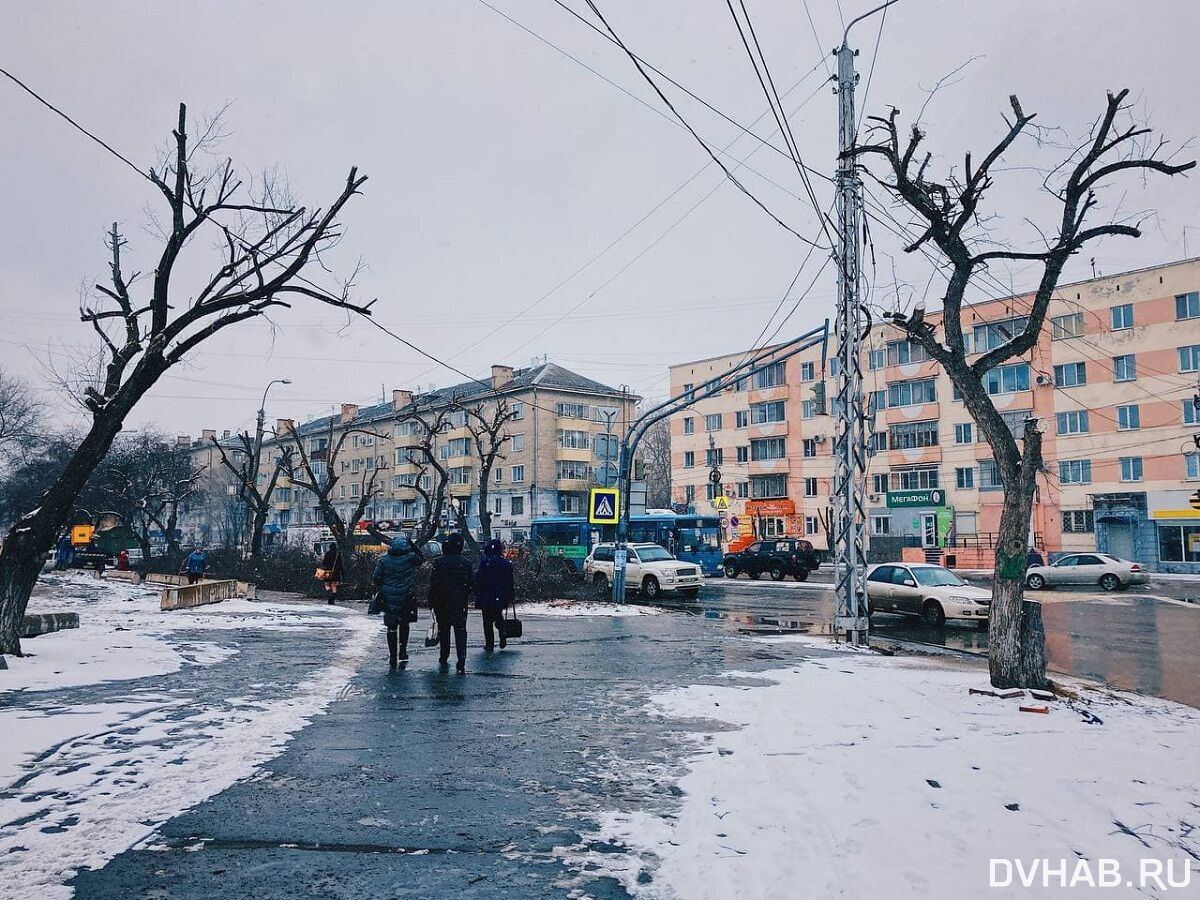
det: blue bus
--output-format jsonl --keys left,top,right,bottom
{"left": 529, "top": 512, "right": 723, "bottom": 575}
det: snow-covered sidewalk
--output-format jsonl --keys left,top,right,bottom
{"left": 0, "top": 572, "right": 375, "bottom": 899}
{"left": 576, "top": 642, "right": 1200, "bottom": 899}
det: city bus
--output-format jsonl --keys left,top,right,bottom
{"left": 529, "top": 512, "right": 723, "bottom": 575}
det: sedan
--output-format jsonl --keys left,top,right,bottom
{"left": 1025, "top": 553, "right": 1147, "bottom": 591}
{"left": 866, "top": 563, "right": 992, "bottom": 628}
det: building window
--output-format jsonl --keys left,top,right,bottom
{"left": 511, "top": 496, "right": 525, "bottom": 515}
{"left": 804, "top": 477, "right": 818, "bottom": 497}
{"left": 1058, "top": 459, "right": 1092, "bottom": 484}
{"left": 706, "top": 483, "right": 720, "bottom": 501}
{"left": 749, "top": 474, "right": 787, "bottom": 499}
{"left": 494, "top": 497, "right": 504, "bottom": 515}
{"left": 682, "top": 383, "right": 694, "bottom": 399}
{"left": 1110, "top": 303, "right": 1134, "bottom": 330}
{"left": 886, "top": 340, "right": 928, "bottom": 366}
{"left": 892, "top": 467, "right": 938, "bottom": 490}
{"left": 955, "top": 467, "right": 974, "bottom": 489}
{"left": 1062, "top": 510, "right": 1095, "bottom": 534}
{"left": 867, "top": 348, "right": 885, "bottom": 370}
{"left": 1119, "top": 457, "right": 1143, "bottom": 482}
{"left": 869, "top": 389, "right": 886, "bottom": 414}
{"left": 889, "top": 420, "right": 939, "bottom": 449}
{"left": 802, "top": 400, "right": 816, "bottom": 419}
{"left": 449, "top": 466, "right": 471, "bottom": 486}
{"left": 705, "top": 413, "right": 723, "bottom": 432}
{"left": 984, "top": 363, "right": 1030, "bottom": 395}
{"left": 1053, "top": 362, "right": 1087, "bottom": 388}
{"left": 1056, "top": 410, "right": 1090, "bottom": 435}
{"left": 1184, "top": 398, "right": 1200, "bottom": 426}
{"left": 684, "top": 485, "right": 696, "bottom": 503}
{"left": 871, "top": 515, "right": 891, "bottom": 535}
{"left": 1157, "top": 523, "right": 1200, "bottom": 562}
{"left": 735, "top": 410, "right": 749, "bottom": 428}
{"left": 1112, "top": 354, "right": 1136, "bottom": 382}
{"left": 887, "top": 378, "right": 937, "bottom": 408}
{"left": 1187, "top": 453, "right": 1200, "bottom": 479}
{"left": 510, "top": 433, "right": 525, "bottom": 452}
{"left": 979, "top": 460, "right": 1004, "bottom": 491}
{"left": 559, "top": 494, "right": 581, "bottom": 514}
{"left": 1117, "top": 404, "right": 1140, "bottom": 430}
{"left": 802, "top": 438, "right": 818, "bottom": 458}
{"left": 683, "top": 451, "right": 695, "bottom": 468}
{"left": 804, "top": 516, "right": 819, "bottom": 535}
{"left": 1180, "top": 345, "right": 1200, "bottom": 372}
{"left": 761, "top": 517, "right": 786, "bottom": 537}
{"left": 872, "top": 473, "right": 889, "bottom": 494}
{"left": 868, "top": 432, "right": 887, "bottom": 453}
{"left": 1051, "top": 312, "right": 1084, "bottom": 339}
{"left": 683, "top": 417, "right": 695, "bottom": 435}
{"left": 754, "top": 361, "right": 786, "bottom": 389}
{"left": 511, "top": 465, "right": 525, "bottom": 483}
{"left": 736, "top": 481, "right": 749, "bottom": 498}
{"left": 705, "top": 447, "right": 724, "bottom": 467}
{"left": 751, "top": 438, "right": 786, "bottom": 461}
{"left": 494, "top": 467, "right": 503, "bottom": 484}
{"left": 750, "top": 401, "right": 786, "bottom": 424}
{"left": 973, "top": 316, "right": 1029, "bottom": 352}
{"left": 557, "top": 429, "right": 590, "bottom": 449}
{"left": 800, "top": 361, "right": 815, "bottom": 382}
{"left": 1176, "top": 292, "right": 1200, "bottom": 320}
{"left": 954, "top": 423, "right": 973, "bottom": 444}
{"left": 733, "top": 376, "right": 748, "bottom": 392}
{"left": 736, "top": 445, "right": 749, "bottom": 463}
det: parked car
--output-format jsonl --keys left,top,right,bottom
{"left": 584, "top": 542, "right": 704, "bottom": 600}
{"left": 1025, "top": 553, "right": 1147, "bottom": 591}
{"left": 722, "top": 538, "right": 819, "bottom": 581}
{"left": 865, "top": 562, "right": 991, "bottom": 627}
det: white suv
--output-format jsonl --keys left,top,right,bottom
{"left": 584, "top": 542, "right": 703, "bottom": 600}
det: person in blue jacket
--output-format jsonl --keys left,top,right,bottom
{"left": 475, "top": 539, "right": 514, "bottom": 651}
{"left": 183, "top": 549, "right": 207, "bottom": 585}
{"left": 372, "top": 535, "right": 423, "bottom": 670}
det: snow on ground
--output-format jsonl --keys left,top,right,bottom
{"left": 572, "top": 648, "right": 1200, "bottom": 899}
{"left": 518, "top": 599, "right": 662, "bottom": 617}
{"left": 1, "top": 572, "right": 376, "bottom": 899}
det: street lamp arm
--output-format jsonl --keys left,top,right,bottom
{"left": 842, "top": 0, "right": 901, "bottom": 46}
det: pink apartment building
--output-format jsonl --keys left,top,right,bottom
{"left": 669, "top": 258, "right": 1200, "bottom": 573}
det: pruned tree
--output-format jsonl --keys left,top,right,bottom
{"left": 399, "top": 406, "right": 454, "bottom": 548}
{"left": 281, "top": 419, "right": 386, "bottom": 568}
{"left": 0, "top": 370, "right": 42, "bottom": 459}
{"left": 457, "top": 398, "right": 512, "bottom": 544}
{"left": 637, "top": 419, "right": 672, "bottom": 509}
{"left": 0, "top": 102, "right": 371, "bottom": 655}
{"left": 853, "top": 89, "right": 1193, "bottom": 688}
{"left": 210, "top": 432, "right": 287, "bottom": 559}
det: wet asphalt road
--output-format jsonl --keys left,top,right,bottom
{"left": 684, "top": 575, "right": 1200, "bottom": 708}
{"left": 71, "top": 609, "right": 828, "bottom": 899}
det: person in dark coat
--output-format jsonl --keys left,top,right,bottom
{"left": 183, "top": 549, "right": 207, "bottom": 585}
{"left": 55, "top": 534, "right": 74, "bottom": 570}
{"left": 1026, "top": 547, "right": 1045, "bottom": 569}
{"left": 475, "top": 539, "right": 514, "bottom": 651}
{"left": 373, "top": 536, "right": 423, "bottom": 670}
{"left": 428, "top": 532, "right": 473, "bottom": 673}
{"left": 320, "top": 545, "right": 343, "bottom": 604}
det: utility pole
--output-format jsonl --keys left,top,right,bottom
{"left": 831, "top": 18, "right": 874, "bottom": 646}
{"left": 249, "top": 377, "right": 290, "bottom": 556}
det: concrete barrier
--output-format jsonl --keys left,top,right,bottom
{"left": 160, "top": 580, "right": 242, "bottom": 611}
{"left": 105, "top": 570, "right": 257, "bottom": 600}
{"left": 21, "top": 612, "right": 81, "bottom": 638}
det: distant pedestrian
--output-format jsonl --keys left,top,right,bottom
{"left": 1026, "top": 548, "right": 1045, "bottom": 569}
{"left": 428, "top": 532, "right": 473, "bottom": 673}
{"left": 372, "top": 536, "right": 423, "bottom": 670}
{"left": 55, "top": 534, "right": 73, "bottom": 570}
{"left": 116, "top": 549, "right": 130, "bottom": 571}
{"left": 475, "top": 539, "right": 514, "bottom": 651}
{"left": 183, "top": 549, "right": 207, "bottom": 585}
{"left": 319, "top": 544, "right": 343, "bottom": 604}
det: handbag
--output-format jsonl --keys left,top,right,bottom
{"left": 424, "top": 618, "right": 440, "bottom": 648}
{"left": 314, "top": 567, "right": 330, "bottom": 581}
{"left": 498, "top": 602, "right": 522, "bottom": 639}
{"left": 367, "top": 591, "right": 383, "bottom": 615}
{"left": 407, "top": 605, "right": 419, "bottom": 623}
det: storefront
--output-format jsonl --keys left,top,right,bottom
{"left": 1149, "top": 491, "right": 1200, "bottom": 573}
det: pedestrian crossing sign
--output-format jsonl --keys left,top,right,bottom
{"left": 589, "top": 487, "right": 620, "bottom": 525}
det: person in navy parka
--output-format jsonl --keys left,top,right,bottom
{"left": 372, "top": 536, "right": 423, "bottom": 669}
{"left": 475, "top": 539, "right": 514, "bottom": 651}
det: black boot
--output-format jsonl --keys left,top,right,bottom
{"left": 387, "top": 627, "right": 398, "bottom": 671}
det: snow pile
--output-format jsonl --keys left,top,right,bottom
{"left": 572, "top": 652, "right": 1200, "bottom": 899}
{"left": 518, "top": 600, "right": 662, "bottom": 617}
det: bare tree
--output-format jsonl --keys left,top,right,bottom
{"left": 210, "top": 432, "right": 287, "bottom": 559}
{"left": 637, "top": 419, "right": 672, "bottom": 508}
{"left": 281, "top": 420, "right": 386, "bottom": 568}
{"left": 458, "top": 398, "right": 512, "bottom": 544}
{"left": 0, "top": 103, "right": 371, "bottom": 655}
{"left": 0, "top": 370, "right": 42, "bottom": 458}
{"left": 853, "top": 89, "right": 1193, "bottom": 687}
{"left": 399, "top": 407, "right": 454, "bottom": 548}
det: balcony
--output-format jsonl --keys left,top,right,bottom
{"left": 391, "top": 486, "right": 419, "bottom": 501}
{"left": 742, "top": 419, "right": 789, "bottom": 439}
{"left": 555, "top": 446, "right": 591, "bottom": 462}
{"left": 448, "top": 482, "right": 473, "bottom": 498}
{"left": 747, "top": 383, "right": 789, "bottom": 404}
{"left": 747, "top": 457, "right": 789, "bottom": 475}
{"left": 884, "top": 357, "right": 939, "bottom": 380}
{"left": 885, "top": 402, "right": 940, "bottom": 425}
{"left": 556, "top": 478, "right": 589, "bottom": 492}
{"left": 887, "top": 444, "right": 942, "bottom": 468}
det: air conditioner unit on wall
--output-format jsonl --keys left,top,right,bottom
{"left": 1035, "top": 373, "right": 1052, "bottom": 386}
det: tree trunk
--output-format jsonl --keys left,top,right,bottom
{"left": 250, "top": 506, "right": 268, "bottom": 559}
{"left": 987, "top": 474, "right": 1049, "bottom": 689}
{"left": 165, "top": 506, "right": 181, "bottom": 557}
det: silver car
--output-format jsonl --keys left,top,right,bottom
{"left": 866, "top": 563, "right": 991, "bottom": 628}
{"left": 1025, "top": 553, "right": 1147, "bottom": 591}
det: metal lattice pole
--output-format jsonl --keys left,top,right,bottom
{"left": 832, "top": 40, "right": 869, "bottom": 645}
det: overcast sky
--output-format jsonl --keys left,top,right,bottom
{"left": 2, "top": 0, "right": 1198, "bottom": 438}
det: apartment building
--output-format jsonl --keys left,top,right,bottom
{"left": 670, "top": 258, "right": 1200, "bottom": 573}
{"left": 183, "top": 362, "right": 637, "bottom": 546}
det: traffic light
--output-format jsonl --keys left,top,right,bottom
{"left": 811, "top": 381, "right": 827, "bottom": 416}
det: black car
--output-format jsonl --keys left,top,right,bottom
{"left": 722, "top": 538, "right": 819, "bottom": 581}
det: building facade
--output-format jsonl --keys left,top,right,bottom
{"left": 181, "top": 362, "right": 638, "bottom": 546}
{"left": 670, "top": 258, "right": 1200, "bottom": 572}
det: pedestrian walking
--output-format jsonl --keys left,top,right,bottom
{"left": 428, "top": 532, "right": 473, "bottom": 673}
{"left": 371, "top": 536, "right": 423, "bottom": 670}
{"left": 1026, "top": 547, "right": 1045, "bottom": 569}
{"left": 318, "top": 544, "right": 343, "bottom": 604}
{"left": 55, "top": 533, "right": 73, "bottom": 570}
{"left": 183, "top": 548, "right": 207, "bottom": 585}
{"left": 475, "top": 538, "right": 514, "bottom": 651}
{"left": 116, "top": 549, "right": 130, "bottom": 571}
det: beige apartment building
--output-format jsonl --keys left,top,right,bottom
{"left": 181, "top": 363, "right": 638, "bottom": 546}
{"left": 670, "top": 258, "right": 1200, "bottom": 573}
